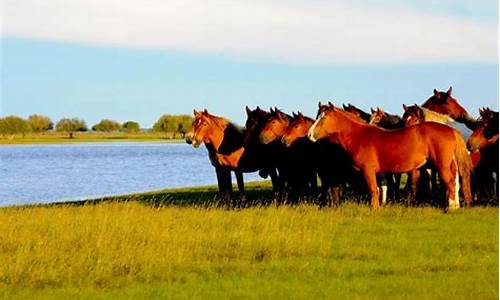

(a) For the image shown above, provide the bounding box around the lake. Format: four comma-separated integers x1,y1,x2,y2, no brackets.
0,142,263,206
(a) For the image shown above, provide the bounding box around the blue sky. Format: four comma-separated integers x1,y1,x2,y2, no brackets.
1,0,498,127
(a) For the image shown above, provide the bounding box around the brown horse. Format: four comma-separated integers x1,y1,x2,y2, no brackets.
186,109,278,200
422,87,477,130
467,108,499,201
185,113,244,198
308,105,472,210
259,108,317,201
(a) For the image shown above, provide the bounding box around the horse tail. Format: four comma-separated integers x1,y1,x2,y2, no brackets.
454,130,473,205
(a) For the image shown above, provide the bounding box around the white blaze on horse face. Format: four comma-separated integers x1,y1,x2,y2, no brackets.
308,112,324,142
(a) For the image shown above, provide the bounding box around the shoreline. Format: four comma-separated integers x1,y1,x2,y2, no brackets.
0,138,185,145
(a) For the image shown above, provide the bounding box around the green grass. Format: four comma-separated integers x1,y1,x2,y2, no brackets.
0,132,183,144
0,184,497,299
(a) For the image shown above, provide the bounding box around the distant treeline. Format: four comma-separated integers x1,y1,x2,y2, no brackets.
0,114,193,138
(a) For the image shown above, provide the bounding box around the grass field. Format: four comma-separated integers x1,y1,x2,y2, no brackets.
0,132,183,144
0,185,498,299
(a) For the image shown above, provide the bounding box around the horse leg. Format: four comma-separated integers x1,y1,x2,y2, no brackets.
268,168,281,204
409,169,420,206
394,173,402,200
330,186,341,207
215,167,232,202
436,161,458,212
235,171,246,205
363,169,380,209
377,174,388,206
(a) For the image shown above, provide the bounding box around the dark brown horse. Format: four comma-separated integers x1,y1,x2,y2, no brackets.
243,106,284,196
369,107,404,129
308,105,472,210
422,87,477,130
467,108,499,201
369,107,405,200
259,108,317,201
342,103,371,123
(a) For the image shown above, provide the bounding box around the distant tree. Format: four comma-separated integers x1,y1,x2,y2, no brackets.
27,114,53,133
92,119,122,132
56,118,87,138
0,115,31,136
153,114,193,137
122,121,140,133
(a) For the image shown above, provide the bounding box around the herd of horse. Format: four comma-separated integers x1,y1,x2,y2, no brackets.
185,87,499,211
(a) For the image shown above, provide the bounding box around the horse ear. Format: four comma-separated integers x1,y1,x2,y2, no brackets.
318,101,322,108
447,86,452,96
193,109,199,116
371,107,375,113
292,112,297,118
298,111,303,117
402,104,408,111
246,106,251,116
433,89,440,99
203,109,208,114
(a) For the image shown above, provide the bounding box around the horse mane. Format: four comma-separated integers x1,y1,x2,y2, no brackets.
421,107,455,124
337,108,370,126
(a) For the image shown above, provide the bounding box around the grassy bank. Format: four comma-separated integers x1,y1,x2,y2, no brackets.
0,132,183,144
0,185,497,299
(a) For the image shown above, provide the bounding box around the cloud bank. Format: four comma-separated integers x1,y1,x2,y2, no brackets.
2,0,498,64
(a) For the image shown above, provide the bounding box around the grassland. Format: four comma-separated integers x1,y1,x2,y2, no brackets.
0,132,183,144
0,184,498,299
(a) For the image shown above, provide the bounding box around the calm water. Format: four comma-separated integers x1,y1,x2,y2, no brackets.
0,142,262,206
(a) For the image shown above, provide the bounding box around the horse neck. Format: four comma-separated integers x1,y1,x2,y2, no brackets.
421,108,454,124
209,119,244,154
332,111,367,151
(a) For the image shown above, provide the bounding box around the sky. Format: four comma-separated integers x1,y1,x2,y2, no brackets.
1,0,498,127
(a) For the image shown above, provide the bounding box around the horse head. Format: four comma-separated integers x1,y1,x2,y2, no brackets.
259,108,291,144
244,106,270,145
369,107,385,126
189,109,226,149
282,111,314,147
402,104,425,126
422,86,475,128
467,108,499,151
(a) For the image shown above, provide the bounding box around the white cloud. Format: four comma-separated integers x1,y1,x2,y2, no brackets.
2,0,498,64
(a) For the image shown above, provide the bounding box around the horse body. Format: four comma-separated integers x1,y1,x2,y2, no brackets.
309,106,471,210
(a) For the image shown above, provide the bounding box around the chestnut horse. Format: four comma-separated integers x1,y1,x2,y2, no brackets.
467,108,499,201
259,108,317,201
422,87,477,130
308,105,472,210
